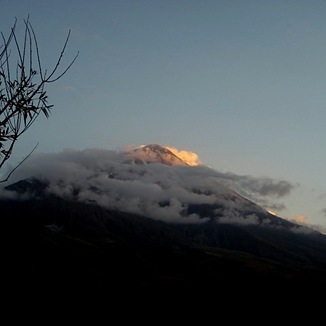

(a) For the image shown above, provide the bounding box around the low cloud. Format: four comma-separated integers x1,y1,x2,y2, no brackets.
292,215,309,224
219,212,261,226
0,147,296,224
287,214,325,234
210,171,296,212
212,171,295,197
321,208,326,217
165,146,202,166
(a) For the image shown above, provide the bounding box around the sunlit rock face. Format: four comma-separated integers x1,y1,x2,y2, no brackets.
124,144,189,166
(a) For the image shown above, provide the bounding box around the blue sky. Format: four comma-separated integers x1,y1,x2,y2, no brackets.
1,0,326,230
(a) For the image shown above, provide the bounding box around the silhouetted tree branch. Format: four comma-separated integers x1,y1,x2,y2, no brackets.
0,17,79,182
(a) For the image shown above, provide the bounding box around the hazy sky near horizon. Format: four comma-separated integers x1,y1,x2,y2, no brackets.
1,0,326,230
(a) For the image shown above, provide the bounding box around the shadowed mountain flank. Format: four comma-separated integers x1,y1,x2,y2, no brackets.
2,144,326,303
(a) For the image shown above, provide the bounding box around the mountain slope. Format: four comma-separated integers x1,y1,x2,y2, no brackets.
2,144,326,303
2,194,326,300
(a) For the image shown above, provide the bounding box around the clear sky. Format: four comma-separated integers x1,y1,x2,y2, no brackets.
1,0,326,231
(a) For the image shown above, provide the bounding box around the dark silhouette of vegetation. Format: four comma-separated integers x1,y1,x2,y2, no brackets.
0,17,78,182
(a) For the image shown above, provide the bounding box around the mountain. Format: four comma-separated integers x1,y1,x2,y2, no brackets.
2,144,326,305
123,144,188,165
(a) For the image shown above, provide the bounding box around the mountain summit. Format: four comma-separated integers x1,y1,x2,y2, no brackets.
124,144,189,166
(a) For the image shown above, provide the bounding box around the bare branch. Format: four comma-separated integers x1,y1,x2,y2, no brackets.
0,142,38,183
0,17,78,181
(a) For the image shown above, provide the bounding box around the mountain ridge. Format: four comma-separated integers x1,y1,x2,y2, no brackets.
2,143,326,301
3,194,326,301
123,144,189,166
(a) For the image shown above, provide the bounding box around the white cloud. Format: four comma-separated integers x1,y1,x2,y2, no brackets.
0,147,296,225
165,146,202,166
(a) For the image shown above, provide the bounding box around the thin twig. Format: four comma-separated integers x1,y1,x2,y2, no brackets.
0,142,38,183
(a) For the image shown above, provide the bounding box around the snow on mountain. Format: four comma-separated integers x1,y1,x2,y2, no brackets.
123,144,189,166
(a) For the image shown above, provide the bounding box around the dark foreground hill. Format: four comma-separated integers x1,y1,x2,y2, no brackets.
2,194,326,307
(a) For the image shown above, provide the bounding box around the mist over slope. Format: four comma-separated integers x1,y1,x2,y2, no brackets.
2,144,326,302
1,144,301,229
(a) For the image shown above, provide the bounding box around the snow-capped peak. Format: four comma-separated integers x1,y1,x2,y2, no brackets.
124,144,189,166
